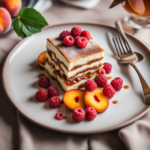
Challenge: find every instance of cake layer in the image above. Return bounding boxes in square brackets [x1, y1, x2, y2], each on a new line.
[46, 50, 104, 79]
[44, 61, 99, 91]
[47, 34, 104, 70]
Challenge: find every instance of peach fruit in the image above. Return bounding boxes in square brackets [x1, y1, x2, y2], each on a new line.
[0, 0, 22, 17]
[37, 51, 46, 68]
[0, 7, 12, 35]
[85, 88, 109, 113]
[63, 89, 86, 110]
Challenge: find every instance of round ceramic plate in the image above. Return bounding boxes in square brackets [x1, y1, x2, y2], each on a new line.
[2, 23, 150, 134]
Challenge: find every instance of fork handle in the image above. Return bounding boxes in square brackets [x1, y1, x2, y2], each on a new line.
[115, 21, 129, 43]
[130, 63, 150, 105]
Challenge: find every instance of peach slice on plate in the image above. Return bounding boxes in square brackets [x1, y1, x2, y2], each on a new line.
[37, 51, 46, 68]
[85, 88, 109, 113]
[63, 89, 86, 110]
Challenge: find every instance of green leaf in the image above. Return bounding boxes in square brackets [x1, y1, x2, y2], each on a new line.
[13, 7, 48, 38]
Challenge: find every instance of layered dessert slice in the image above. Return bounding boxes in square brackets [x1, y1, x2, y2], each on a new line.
[39, 34, 104, 91]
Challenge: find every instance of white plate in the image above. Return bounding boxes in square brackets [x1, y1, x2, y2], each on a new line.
[2, 23, 150, 134]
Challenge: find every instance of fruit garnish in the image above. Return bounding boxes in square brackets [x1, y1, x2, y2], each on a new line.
[71, 26, 81, 37]
[37, 51, 46, 65]
[81, 30, 91, 40]
[55, 112, 63, 120]
[77, 37, 88, 48]
[103, 62, 112, 74]
[95, 74, 108, 87]
[38, 76, 50, 88]
[63, 35, 75, 47]
[85, 79, 97, 91]
[35, 89, 48, 102]
[103, 84, 115, 99]
[111, 77, 123, 91]
[59, 30, 70, 40]
[72, 108, 85, 122]
[85, 107, 97, 121]
[49, 96, 61, 108]
[63, 89, 85, 110]
[48, 86, 59, 98]
[85, 88, 109, 113]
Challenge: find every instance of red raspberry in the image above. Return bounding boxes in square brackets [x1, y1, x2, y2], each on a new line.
[96, 74, 107, 87]
[97, 68, 106, 76]
[59, 30, 70, 40]
[38, 76, 50, 88]
[81, 30, 91, 40]
[63, 35, 74, 47]
[71, 26, 81, 37]
[103, 84, 115, 99]
[85, 79, 97, 91]
[49, 96, 61, 108]
[35, 89, 48, 102]
[103, 63, 112, 74]
[85, 107, 97, 121]
[48, 86, 59, 98]
[72, 108, 85, 122]
[55, 112, 63, 120]
[77, 37, 88, 48]
[74, 36, 80, 44]
[111, 77, 123, 91]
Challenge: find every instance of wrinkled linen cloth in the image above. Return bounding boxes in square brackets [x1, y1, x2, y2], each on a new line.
[0, 0, 150, 150]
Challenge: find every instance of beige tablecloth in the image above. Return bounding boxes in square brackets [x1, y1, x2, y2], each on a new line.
[0, 0, 150, 150]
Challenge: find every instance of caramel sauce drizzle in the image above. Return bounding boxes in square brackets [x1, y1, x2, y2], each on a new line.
[47, 49, 103, 71]
[107, 76, 113, 80]
[112, 100, 118, 104]
[124, 85, 129, 89]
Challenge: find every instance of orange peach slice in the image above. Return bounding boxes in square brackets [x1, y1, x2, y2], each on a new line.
[85, 88, 109, 113]
[63, 89, 86, 110]
[37, 51, 46, 68]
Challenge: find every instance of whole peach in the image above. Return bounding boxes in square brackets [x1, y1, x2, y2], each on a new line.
[0, 0, 22, 17]
[0, 7, 12, 35]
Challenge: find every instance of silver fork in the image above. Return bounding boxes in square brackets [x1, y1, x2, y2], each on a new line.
[112, 21, 150, 105]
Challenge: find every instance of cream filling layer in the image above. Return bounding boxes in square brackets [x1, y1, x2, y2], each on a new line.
[46, 51, 103, 79]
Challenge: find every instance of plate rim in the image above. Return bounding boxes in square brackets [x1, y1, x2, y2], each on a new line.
[2, 22, 150, 134]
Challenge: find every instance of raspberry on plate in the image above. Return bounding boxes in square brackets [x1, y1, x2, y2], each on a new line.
[85, 79, 97, 91]
[96, 74, 107, 87]
[97, 68, 106, 76]
[81, 30, 91, 40]
[74, 36, 80, 44]
[59, 30, 70, 40]
[71, 26, 81, 37]
[85, 107, 97, 121]
[38, 76, 50, 88]
[49, 96, 61, 108]
[103, 84, 115, 99]
[55, 112, 63, 120]
[111, 77, 123, 91]
[35, 89, 48, 102]
[77, 37, 88, 48]
[72, 107, 85, 122]
[103, 63, 112, 74]
[48, 86, 59, 98]
[63, 35, 74, 47]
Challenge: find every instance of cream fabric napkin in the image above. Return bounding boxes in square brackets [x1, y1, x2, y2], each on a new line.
[0, 0, 150, 150]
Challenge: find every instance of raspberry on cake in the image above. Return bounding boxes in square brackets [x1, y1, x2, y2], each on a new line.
[38, 28, 105, 91]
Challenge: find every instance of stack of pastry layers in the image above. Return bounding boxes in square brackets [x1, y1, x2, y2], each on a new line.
[43, 34, 104, 91]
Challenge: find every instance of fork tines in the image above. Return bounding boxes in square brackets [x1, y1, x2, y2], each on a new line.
[112, 36, 133, 57]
